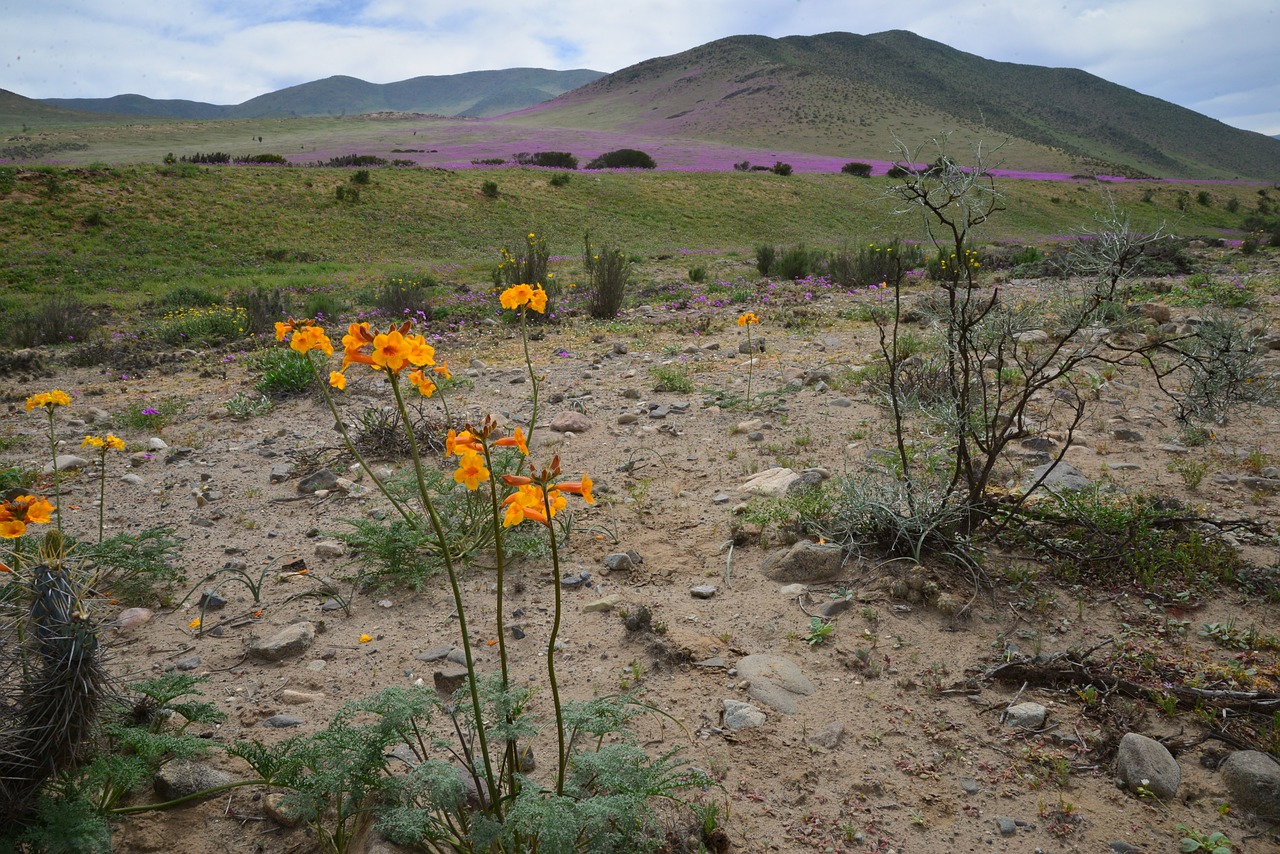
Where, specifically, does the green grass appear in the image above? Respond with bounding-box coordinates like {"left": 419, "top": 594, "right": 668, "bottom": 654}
{"left": 1, "top": 162, "right": 1264, "bottom": 317}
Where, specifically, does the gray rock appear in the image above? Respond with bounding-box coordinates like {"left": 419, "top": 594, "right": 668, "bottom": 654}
{"left": 738, "top": 338, "right": 765, "bottom": 354}
{"left": 172, "top": 655, "right": 202, "bottom": 671}
{"left": 417, "top": 645, "right": 454, "bottom": 662}
{"left": 261, "top": 714, "right": 305, "bottom": 728}
{"left": 154, "top": 760, "right": 235, "bottom": 800}
{"left": 1240, "top": 476, "right": 1280, "bottom": 494}
{"left": 736, "top": 418, "right": 764, "bottom": 433}
{"left": 995, "top": 817, "right": 1018, "bottom": 836}
{"left": 760, "top": 540, "right": 846, "bottom": 583}
{"left": 433, "top": 664, "right": 470, "bottom": 695}
{"left": 315, "top": 539, "right": 346, "bottom": 558}
{"left": 1111, "top": 428, "right": 1145, "bottom": 442}
{"left": 648, "top": 405, "right": 670, "bottom": 419}
{"left": 735, "top": 654, "right": 814, "bottom": 714}
{"left": 121, "top": 473, "right": 145, "bottom": 485}
{"left": 959, "top": 778, "right": 981, "bottom": 795}
{"left": 808, "top": 721, "right": 844, "bottom": 749}
{"left": 1116, "top": 732, "right": 1180, "bottom": 799}
{"left": 147, "top": 437, "right": 169, "bottom": 451}
{"left": 603, "top": 553, "right": 634, "bottom": 572}
{"left": 831, "top": 397, "right": 853, "bottom": 408}
{"left": 1220, "top": 750, "right": 1280, "bottom": 819}
{"left": 269, "top": 464, "right": 294, "bottom": 484}
{"left": 787, "top": 470, "right": 825, "bottom": 495}
{"left": 1140, "top": 303, "right": 1173, "bottom": 324}
{"left": 44, "top": 454, "right": 88, "bottom": 473}
{"left": 297, "top": 469, "right": 339, "bottom": 494}
{"left": 1003, "top": 702, "right": 1048, "bottom": 730}
{"left": 198, "top": 590, "right": 228, "bottom": 610}
{"left": 690, "top": 585, "right": 717, "bottom": 599}
{"left": 548, "top": 411, "right": 593, "bottom": 433}
{"left": 819, "top": 598, "right": 852, "bottom": 619}
{"left": 740, "top": 466, "right": 799, "bottom": 497}
{"left": 1108, "top": 841, "right": 1143, "bottom": 854}
{"left": 1014, "top": 329, "right": 1051, "bottom": 345}
{"left": 617, "top": 413, "right": 639, "bottom": 425}
{"left": 249, "top": 622, "right": 315, "bottom": 662}
{"left": 722, "top": 699, "right": 767, "bottom": 731}
{"left": 1020, "top": 436, "right": 1058, "bottom": 452}
{"left": 1020, "top": 461, "right": 1091, "bottom": 495}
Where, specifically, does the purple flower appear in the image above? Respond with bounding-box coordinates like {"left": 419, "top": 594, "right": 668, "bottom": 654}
{"left": 142, "top": 408, "right": 160, "bottom": 416}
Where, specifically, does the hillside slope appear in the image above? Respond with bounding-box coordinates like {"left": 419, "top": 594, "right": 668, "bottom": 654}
{"left": 510, "top": 31, "right": 1280, "bottom": 180}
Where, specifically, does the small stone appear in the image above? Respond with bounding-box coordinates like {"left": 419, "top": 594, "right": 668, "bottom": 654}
{"left": 648, "top": 405, "right": 670, "bottom": 419}
{"left": 760, "top": 540, "right": 845, "bottom": 583}
{"left": 747, "top": 431, "right": 764, "bottom": 442}
{"left": 560, "top": 572, "right": 590, "bottom": 588}
{"left": 603, "top": 553, "right": 634, "bottom": 572}
{"left": 147, "top": 437, "right": 169, "bottom": 451}
{"left": 263, "top": 792, "right": 304, "bottom": 828}
{"left": 1111, "top": 428, "right": 1145, "bottom": 442}
{"left": 736, "top": 654, "right": 814, "bottom": 714}
{"left": 736, "top": 418, "right": 764, "bottom": 433}
{"left": 960, "top": 778, "right": 980, "bottom": 795}
{"left": 995, "top": 817, "right": 1017, "bottom": 836}
{"left": 1220, "top": 750, "right": 1280, "bottom": 819}
{"left": 297, "top": 469, "right": 339, "bottom": 493}
{"left": 433, "top": 664, "right": 470, "bottom": 695}
{"left": 1116, "top": 732, "right": 1181, "bottom": 799}
{"left": 249, "top": 623, "right": 315, "bottom": 662}
{"left": 279, "top": 689, "right": 323, "bottom": 705}
{"left": 154, "top": 760, "right": 235, "bottom": 800}
{"left": 582, "top": 595, "right": 622, "bottom": 613}
{"left": 713, "top": 493, "right": 732, "bottom": 504}
{"left": 549, "top": 412, "right": 593, "bottom": 433}
{"left": 417, "top": 646, "right": 454, "bottom": 662}
{"left": 722, "top": 699, "right": 767, "bottom": 731}
{"left": 831, "top": 397, "right": 853, "bottom": 408}
{"left": 44, "top": 454, "right": 88, "bottom": 473}
{"left": 121, "top": 473, "right": 144, "bottom": 485}
{"left": 690, "top": 585, "right": 717, "bottom": 599}
{"left": 173, "top": 655, "right": 201, "bottom": 671}
{"left": 777, "top": 584, "right": 807, "bottom": 596}
{"left": 261, "top": 714, "right": 304, "bottom": 728}
{"left": 198, "top": 590, "right": 228, "bottom": 610}
{"left": 1003, "top": 702, "right": 1048, "bottom": 730}
{"left": 617, "top": 413, "right": 639, "bottom": 425}
{"left": 110, "top": 607, "right": 154, "bottom": 630}
{"left": 808, "top": 722, "right": 844, "bottom": 749}
{"left": 1108, "top": 841, "right": 1143, "bottom": 854}
{"left": 314, "top": 540, "right": 346, "bottom": 558}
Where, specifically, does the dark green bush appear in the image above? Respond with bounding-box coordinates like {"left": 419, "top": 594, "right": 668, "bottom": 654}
{"left": 351, "top": 169, "right": 371, "bottom": 185}
{"left": 513, "top": 151, "right": 577, "bottom": 169}
{"left": 335, "top": 185, "right": 359, "bottom": 202}
{"left": 161, "top": 285, "right": 221, "bottom": 309}
{"left": 733, "top": 160, "right": 751, "bottom": 172}
{"left": 549, "top": 172, "right": 571, "bottom": 187}
{"left": 236, "top": 153, "right": 288, "bottom": 164}
{"left": 826, "top": 238, "right": 925, "bottom": 288}
{"left": 770, "top": 161, "right": 793, "bottom": 176}
{"left": 689, "top": 266, "right": 707, "bottom": 283}
{"left": 6, "top": 293, "right": 98, "bottom": 347}
{"left": 755, "top": 244, "right": 777, "bottom": 276}
{"left": 886, "top": 165, "right": 911, "bottom": 179}
{"left": 303, "top": 292, "right": 345, "bottom": 320}
{"left": 253, "top": 348, "right": 314, "bottom": 398}
{"left": 775, "top": 244, "right": 820, "bottom": 280}
{"left": 181, "top": 152, "right": 231, "bottom": 164}
{"left": 326, "top": 154, "right": 387, "bottom": 167}
{"left": 841, "top": 162, "right": 872, "bottom": 177}
{"left": 1225, "top": 197, "right": 1241, "bottom": 213}
{"left": 374, "top": 275, "right": 436, "bottom": 320}
{"left": 583, "top": 233, "right": 631, "bottom": 319}
{"left": 481, "top": 180, "right": 499, "bottom": 198}
{"left": 234, "top": 286, "right": 291, "bottom": 334}
{"left": 585, "top": 149, "right": 656, "bottom": 169}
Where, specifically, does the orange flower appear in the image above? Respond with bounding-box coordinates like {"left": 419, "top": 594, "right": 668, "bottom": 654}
{"left": 501, "top": 473, "right": 533, "bottom": 486}
{"left": 25, "top": 390, "right": 71, "bottom": 411}
{"left": 329, "top": 371, "right": 347, "bottom": 390}
{"left": 737, "top": 312, "right": 759, "bottom": 327}
{"left": 558, "top": 474, "right": 594, "bottom": 505}
{"left": 446, "top": 429, "right": 482, "bottom": 456}
{"left": 0, "top": 518, "right": 25, "bottom": 539}
{"left": 453, "top": 451, "right": 490, "bottom": 491}
{"left": 359, "top": 633, "right": 373, "bottom": 643}
{"left": 500, "top": 283, "right": 535, "bottom": 310}
{"left": 290, "top": 324, "right": 334, "bottom": 356}
{"left": 494, "top": 427, "right": 529, "bottom": 455}
{"left": 528, "top": 285, "right": 548, "bottom": 314}
{"left": 408, "top": 370, "right": 436, "bottom": 397}
{"left": 19, "top": 496, "right": 54, "bottom": 525}
{"left": 189, "top": 617, "right": 202, "bottom": 629}
{"left": 371, "top": 328, "right": 412, "bottom": 373}
{"left": 433, "top": 361, "right": 451, "bottom": 380}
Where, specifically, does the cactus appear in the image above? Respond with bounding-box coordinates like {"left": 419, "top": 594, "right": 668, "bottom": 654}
{"left": 0, "top": 536, "right": 110, "bottom": 826}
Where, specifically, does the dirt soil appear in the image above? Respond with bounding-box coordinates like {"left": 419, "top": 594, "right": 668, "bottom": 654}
{"left": 4, "top": 248, "right": 1280, "bottom": 853}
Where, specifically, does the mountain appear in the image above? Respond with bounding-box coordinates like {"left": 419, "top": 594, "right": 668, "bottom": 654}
{"left": 40, "top": 69, "right": 605, "bottom": 120}
{"left": 0, "top": 89, "right": 131, "bottom": 127}
{"left": 509, "top": 31, "right": 1280, "bottom": 181}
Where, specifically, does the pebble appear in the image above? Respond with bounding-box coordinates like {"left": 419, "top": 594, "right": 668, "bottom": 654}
{"left": 690, "top": 585, "right": 717, "bottom": 599}
{"left": 261, "top": 714, "right": 305, "bottom": 728}
{"left": 603, "top": 553, "right": 634, "bottom": 572}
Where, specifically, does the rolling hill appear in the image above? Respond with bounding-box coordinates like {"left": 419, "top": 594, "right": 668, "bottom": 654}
{"left": 507, "top": 31, "right": 1280, "bottom": 181}
{"left": 39, "top": 69, "right": 605, "bottom": 120}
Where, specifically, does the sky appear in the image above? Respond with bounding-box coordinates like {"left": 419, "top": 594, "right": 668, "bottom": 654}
{"left": 4, "top": 1, "right": 1279, "bottom": 136}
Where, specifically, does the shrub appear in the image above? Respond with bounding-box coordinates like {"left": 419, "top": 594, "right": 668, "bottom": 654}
{"left": 6, "top": 293, "right": 99, "bottom": 347}
{"left": 471, "top": 157, "right": 505, "bottom": 165}
{"left": 160, "top": 285, "right": 221, "bottom": 309}
{"left": 733, "top": 160, "right": 751, "bottom": 172}
{"left": 548, "top": 172, "right": 571, "bottom": 187}
{"left": 303, "top": 292, "right": 345, "bottom": 321}
{"left": 235, "top": 153, "right": 288, "bottom": 164}
{"left": 155, "top": 305, "right": 249, "bottom": 346}
{"left": 585, "top": 149, "right": 657, "bottom": 169}
{"left": 1225, "top": 197, "right": 1240, "bottom": 213}
{"left": 841, "top": 162, "right": 872, "bottom": 177}
{"left": 481, "top": 180, "right": 499, "bottom": 198}
{"left": 770, "top": 161, "right": 793, "bottom": 176}
{"left": 181, "top": 152, "right": 230, "bottom": 164}
{"left": 651, "top": 364, "right": 693, "bottom": 393}
{"left": 351, "top": 169, "right": 371, "bottom": 185}
{"left": 886, "top": 164, "right": 911, "bottom": 179}
{"left": 826, "top": 238, "right": 925, "bottom": 289}
{"left": 689, "top": 266, "right": 707, "bottom": 283}
{"left": 335, "top": 185, "right": 359, "bottom": 202}
{"left": 119, "top": 396, "right": 186, "bottom": 432}
{"left": 252, "top": 348, "right": 314, "bottom": 398}
{"left": 82, "top": 528, "right": 184, "bottom": 607}
{"left": 325, "top": 154, "right": 387, "bottom": 167}
{"left": 494, "top": 231, "right": 555, "bottom": 306}
{"left": 1196, "top": 190, "right": 1212, "bottom": 207}
{"left": 583, "top": 233, "right": 631, "bottom": 319}
{"left": 512, "top": 151, "right": 577, "bottom": 169}
{"left": 374, "top": 275, "right": 436, "bottom": 321}
{"left": 775, "top": 244, "right": 820, "bottom": 280}
{"left": 754, "top": 244, "right": 777, "bottom": 276}
{"left": 234, "top": 286, "right": 291, "bottom": 334}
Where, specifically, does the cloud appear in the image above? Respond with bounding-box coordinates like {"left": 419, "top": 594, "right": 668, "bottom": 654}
{"left": 5, "top": 0, "right": 1278, "bottom": 134}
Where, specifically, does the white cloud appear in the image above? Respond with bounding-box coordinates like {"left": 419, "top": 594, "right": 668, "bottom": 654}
{"left": 4, "top": 0, "right": 1277, "bottom": 134}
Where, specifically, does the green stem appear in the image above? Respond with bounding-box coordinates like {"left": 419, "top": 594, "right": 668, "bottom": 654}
{"left": 310, "top": 355, "right": 415, "bottom": 526}
{"left": 97, "top": 448, "right": 107, "bottom": 544}
{"left": 520, "top": 309, "right": 540, "bottom": 449}
{"left": 389, "top": 376, "right": 500, "bottom": 815}
{"left": 108, "top": 778, "right": 267, "bottom": 814}
{"left": 746, "top": 326, "right": 754, "bottom": 405}
{"left": 480, "top": 440, "right": 519, "bottom": 798}
{"left": 541, "top": 487, "right": 568, "bottom": 796}
{"left": 46, "top": 408, "right": 61, "bottom": 532}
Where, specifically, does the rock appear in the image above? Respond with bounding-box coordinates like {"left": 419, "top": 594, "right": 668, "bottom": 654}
{"left": 760, "top": 540, "right": 846, "bottom": 583}
{"left": 1116, "top": 732, "right": 1180, "bottom": 799}
{"left": 617, "top": 413, "right": 639, "bottom": 425}
{"left": 819, "top": 598, "right": 852, "bottom": 618}
{"left": 1111, "top": 428, "right": 1145, "bottom": 442}
{"left": 130, "top": 451, "right": 150, "bottom": 467}
{"left": 1003, "top": 702, "right": 1048, "bottom": 730}
{"left": 582, "top": 595, "right": 622, "bottom": 614}
{"left": 736, "top": 418, "right": 764, "bottom": 433}
{"left": 263, "top": 792, "right": 304, "bottom": 827}
{"left": 786, "top": 470, "right": 825, "bottom": 495}
{"left": 1220, "top": 750, "right": 1280, "bottom": 819}
{"left": 1240, "top": 476, "right": 1280, "bottom": 494}
{"left": 690, "top": 585, "right": 717, "bottom": 599}
{"left": 548, "top": 412, "right": 593, "bottom": 433}
{"left": 154, "top": 760, "right": 235, "bottom": 800}
{"left": 738, "top": 338, "right": 765, "bottom": 354}
{"left": 314, "top": 539, "right": 346, "bottom": 558}
{"left": 648, "top": 405, "right": 670, "bottom": 419}
{"left": 109, "top": 607, "right": 154, "bottom": 631}
{"left": 995, "top": 817, "right": 1018, "bottom": 836}
{"left": 603, "top": 553, "right": 634, "bottom": 572}
{"left": 249, "top": 622, "right": 315, "bottom": 662}
{"left": 417, "top": 645, "right": 454, "bottom": 662}
{"left": 808, "top": 722, "right": 844, "bottom": 749}
{"left": 560, "top": 571, "right": 590, "bottom": 588}
{"left": 147, "top": 437, "right": 169, "bottom": 451}
{"left": 960, "top": 778, "right": 981, "bottom": 795}
{"left": 198, "top": 590, "right": 228, "bottom": 610}
{"left": 1014, "top": 329, "right": 1051, "bottom": 345}
{"left": 297, "top": 469, "right": 339, "bottom": 493}
{"left": 1140, "top": 303, "right": 1173, "bottom": 324}
{"left": 172, "top": 655, "right": 201, "bottom": 671}
{"left": 735, "top": 654, "right": 814, "bottom": 714}
{"left": 777, "top": 584, "right": 807, "bottom": 596}
{"left": 121, "top": 473, "right": 145, "bottom": 485}
{"left": 740, "top": 466, "right": 799, "bottom": 497}
{"left": 279, "top": 689, "right": 323, "bottom": 705}
{"left": 44, "top": 454, "right": 88, "bottom": 473}
{"left": 1108, "top": 841, "right": 1144, "bottom": 854}
{"left": 261, "top": 714, "right": 305, "bottom": 728}
{"left": 722, "top": 699, "right": 767, "bottom": 731}
{"left": 1020, "top": 461, "right": 1091, "bottom": 495}
{"left": 831, "top": 397, "right": 853, "bottom": 408}
{"left": 433, "top": 664, "right": 470, "bottom": 695}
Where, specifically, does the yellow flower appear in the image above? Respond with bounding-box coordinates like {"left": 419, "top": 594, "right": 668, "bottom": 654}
{"left": 359, "top": 633, "right": 373, "bottom": 643}
{"left": 107, "top": 434, "right": 126, "bottom": 451}
{"left": 329, "top": 371, "right": 347, "bottom": 390}
{"left": 494, "top": 426, "right": 528, "bottom": 455}
{"left": 82, "top": 434, "right": 126, "bottom": 451}
{"left": 371, "top": 329, "right": 411, "bottom": 373}
{"left": 82, "top": 435, "right": 105, "bottom": 449}
{"left": 453, "top": 451, "right": 490, "bottom": 490}
{"left": 20, "top": 496, "right": 54, "bottom": 525}
{"left": 26, "top": 390, "right": 71, "bottom": 411}
{"left": 737, "top": 312, "right": 759, "bottom": 326}
{"left": 501, "top": 283, "right": 535, "bottom": 310}
{"left": 408, "top": 370, "right": 436, "bottom": 397}
{"left": 0, "top": 518, "right": 24, "bottom": 539}
{"left": 433, "top": 360, "right": 451, "bottom": 380}
{"left": 528, "top": 285, "right": 548, "bottom": 314}
{"left": 290, "top": 325, "right": 334, "bottom": 356}
{"left": 189, "top": 617, "right": 202, "bottom": 629}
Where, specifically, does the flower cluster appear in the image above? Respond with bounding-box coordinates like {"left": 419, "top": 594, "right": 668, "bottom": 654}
{"left": 26, "top": 390, "right": 71, "bottom": 411}
{"left": 737, "top": 312, "right": 760, "bottom": 326}
{"left": 499, "top": 471, "right": 593, "bottom": 528}
{"left": 500, "top": 283, "right": 548, "bottom": 314}
{"left": 82, "top": 434, "right": 126, "bottom": 451}
{"left": 0, "top": 494, "right": 55, "bottom": 539}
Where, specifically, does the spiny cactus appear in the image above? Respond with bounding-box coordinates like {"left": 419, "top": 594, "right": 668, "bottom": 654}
{"left": 0, "top": 535, "right": 110, "bottom": 826}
